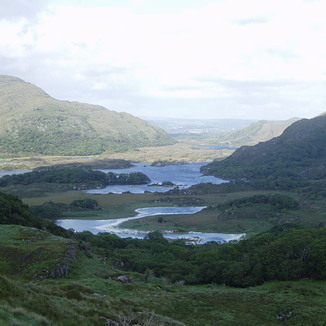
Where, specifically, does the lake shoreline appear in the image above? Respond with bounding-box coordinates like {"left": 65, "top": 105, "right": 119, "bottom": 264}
{"left": 56, "top": 206, "right": 245, "bottom": 244}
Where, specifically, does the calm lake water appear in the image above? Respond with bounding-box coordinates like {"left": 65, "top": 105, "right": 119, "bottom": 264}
{"left": 86, "top": 162, "right": 227, "bottom": 194}
{"left": 1, "top": 164, "right": 243, "bottom": 243}
{"left": 56, "top": 206, "right": 245, "bottom": 244}
{"left": 0, "top": 170, "right": 31, "bottom": 178}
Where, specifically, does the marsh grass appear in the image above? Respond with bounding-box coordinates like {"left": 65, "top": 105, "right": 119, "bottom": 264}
{"left": 0, "top": 140, "right": 229, "bottom": 170}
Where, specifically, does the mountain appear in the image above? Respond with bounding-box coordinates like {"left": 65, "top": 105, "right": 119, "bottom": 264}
{"left": 202, "top": 114, "right": 326, "bottom": 180}
{"left": 209, "top": 117, "right": 301, "bottom": 147}
{"left": 144, "top": 117, "right": 255, "bottom": 135}
{"left": 0, "top": 75, "right": 174, "bottom": 156}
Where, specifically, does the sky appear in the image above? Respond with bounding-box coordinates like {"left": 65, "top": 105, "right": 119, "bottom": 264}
{"left": 1, "top": 0, "right": 326, "bottom": 120}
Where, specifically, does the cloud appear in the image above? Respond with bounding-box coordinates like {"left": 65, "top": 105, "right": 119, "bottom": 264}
{"left": 0, "top": 0, "right": 326, "bottom": 119}
{"left": 0, "top": 0, "right": 52, "bottom": 20}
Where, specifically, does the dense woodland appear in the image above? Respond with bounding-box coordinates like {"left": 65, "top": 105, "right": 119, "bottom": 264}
{"left": 0, "top": 192, "right": 71, "bottom": 237}
{"left": 0, "top": 168, "right": 150, "bottom": 189}
{"left": 74, "top": 225, "right": 326, "bottom": 287}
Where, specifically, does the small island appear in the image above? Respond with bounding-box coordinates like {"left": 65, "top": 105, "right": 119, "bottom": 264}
{"left": 0, "top": 168, "right": 150, "bottom": 192}
{"left": 148, "top": 181, "right": 176, "bottom": 187}
{"left": 150, "top": 160, "right": 188, "bottom": 167}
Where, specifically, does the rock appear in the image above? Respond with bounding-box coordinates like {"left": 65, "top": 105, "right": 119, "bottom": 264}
{"left": 32, "top": 244, "right": 77, "bottom": 279}
{"left": 100, "top": 317, "right": 120, "bottom": 326}
{"left": 276, "top": 311, "right": 294, "bottom": 321}
{"left": 50, "top": 264, "right": 70, "bottom": 278}
{"left": 107, "top": 275, "right": 133, "bottom": 283}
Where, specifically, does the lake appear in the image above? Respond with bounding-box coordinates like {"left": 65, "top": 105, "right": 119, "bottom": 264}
{"left": 1, "top": 164, "right": 243, "bottom": 243}
{"left": 86, "top": 162, "right": 227, "bottom": 194}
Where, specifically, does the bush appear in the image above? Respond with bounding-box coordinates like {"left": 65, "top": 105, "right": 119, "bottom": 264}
{"left": 71, "top": 199, "right": 101, "bottom": 210}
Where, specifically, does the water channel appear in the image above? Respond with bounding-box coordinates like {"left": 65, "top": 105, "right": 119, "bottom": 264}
{"left": 1, "top": 164, "right": 245, "bottom": 243}
{"left": 56, "top": 206, "right": 245, "bottom": 244}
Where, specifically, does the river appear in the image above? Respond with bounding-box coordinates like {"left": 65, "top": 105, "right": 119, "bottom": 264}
{"left": 1, "top": 164, "right": 244, "bottom": 243}
{"left": 56, "top": 206, "right": 245, "bottom": 244}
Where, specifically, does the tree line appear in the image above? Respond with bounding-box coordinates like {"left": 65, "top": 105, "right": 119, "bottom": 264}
{"left": 74, "top": 225, "right": 326, "bottom": 287}
{"left": 0, "top": 168, "right": 150, "bottom": 188}
{"left": 1, "top": 191, "right": 325, "bottom": 288}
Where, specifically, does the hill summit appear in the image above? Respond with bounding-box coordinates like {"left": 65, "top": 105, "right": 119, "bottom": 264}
{"left": 0, "top": 75, "right": 174, "bottom": 156}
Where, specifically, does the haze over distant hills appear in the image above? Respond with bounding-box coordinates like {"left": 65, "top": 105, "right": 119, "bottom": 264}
{"left": 202, "top": 113, "right": 326, "bottom": 180}
{"left": 145, "top": 117, "right": 301, "bottom": 149}
{"left": 210, "top": 117, "right": 301, "bottom": 147}
{"left": 144, "top": 117, "right": 255, "bottom": 135}
{"left": 0, "top": 75, "right": 174, "bottom": 156}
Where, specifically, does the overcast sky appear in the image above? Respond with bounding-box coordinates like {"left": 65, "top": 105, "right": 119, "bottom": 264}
{"left": 1, "top": 0, "right": 325, "bottom": 120}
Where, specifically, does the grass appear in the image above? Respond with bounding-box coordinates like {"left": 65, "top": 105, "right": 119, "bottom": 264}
{"left": 1, "top": 224, "right": 325, "bottom": 325}
{"left": 119, "top": 211, "right": 274, "bottom": 235}
{"left": 0, "top": 140, "right": 230, "bottom": 170}
{"left": 2, "top": 274, "right": 325, "bottom": 326}
{"left": 1, "top": 215, "right": 326, "bottom": 326}
{"left": 21, "top": 187, "right": 326, "bottom": 235}
{"left": 0, "top": 225, "right": 77, "bottom": 280}
{"left": 24, "top": 192, "right": 166, "bottom": 220}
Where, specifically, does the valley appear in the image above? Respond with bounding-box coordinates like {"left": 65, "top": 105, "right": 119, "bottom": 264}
{"left": 0, "top": 76, "right": 325, "bottom": 325}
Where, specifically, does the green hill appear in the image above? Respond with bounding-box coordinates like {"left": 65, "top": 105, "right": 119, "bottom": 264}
{"left": 0, "top": 75, "right": 174, "bottom": 156}
{"left": 202, "top": 114, "right": 326, "bottom": 181}
{"left": 210, "top": 117, "right": 301, "bottom": 147}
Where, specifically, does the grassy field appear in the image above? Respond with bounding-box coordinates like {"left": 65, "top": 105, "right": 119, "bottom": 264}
{"left": 0, "top": 224, "right": 325, "bottom": 326}
{"left": 0, "top": 140, "right": 232, "bottom": 170}
{"left": 21, "top": 187, "right": 326, "bottom": 236}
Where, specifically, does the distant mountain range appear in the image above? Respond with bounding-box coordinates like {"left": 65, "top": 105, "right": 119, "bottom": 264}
{"left": 202, "top": 113, "right": 326, "bottom": 180}
{"left": 0, "top": 75, "right": 174, "bottom": 156}
{"left": 144, "top": 117, "right": 255, "bottom": 135}
{"left": 145, "top": 117, "right": 301, "bottom": 148}
{"left": 209, "top": 118, "right": 301, "bottom": 147}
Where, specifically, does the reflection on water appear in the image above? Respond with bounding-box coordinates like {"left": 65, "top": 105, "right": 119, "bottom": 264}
{"left": 56, "top": 206, "right": 245, "bottom": 244}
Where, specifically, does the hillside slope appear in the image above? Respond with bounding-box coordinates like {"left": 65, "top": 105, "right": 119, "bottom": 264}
{"left": 202, "top": 114, "right": 326, "bottom": 180}
{"left": 210, "top": 117, "right": 300, "bottom": 147}
{"left": 0, "top": 75, "right": 174, "bottom": 156}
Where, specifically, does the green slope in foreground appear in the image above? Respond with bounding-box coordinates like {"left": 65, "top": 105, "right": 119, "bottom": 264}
{"left": 0, "top": 224, "right": 325, "bottom": 326}
{"left": 0, "top": 75, "right": 174, "bottom": 156}
{"left": 0, "top": 191, "right": 325, "bottom": 325}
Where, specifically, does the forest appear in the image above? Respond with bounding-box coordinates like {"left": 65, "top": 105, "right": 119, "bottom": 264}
{"left": 0, "top": 168, "right": 150, "bottom": 190}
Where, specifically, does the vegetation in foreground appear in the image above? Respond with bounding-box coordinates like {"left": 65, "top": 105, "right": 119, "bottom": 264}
{"left": 0, "top": 192, "right": 326, "bottom": 325}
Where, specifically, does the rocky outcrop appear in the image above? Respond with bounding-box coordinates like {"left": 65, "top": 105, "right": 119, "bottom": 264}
{"left": 33, "top": 244, "right": 77, "bottom": 279}
{"left": 106, "top": 275, "right": 133, "bottom": 283}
